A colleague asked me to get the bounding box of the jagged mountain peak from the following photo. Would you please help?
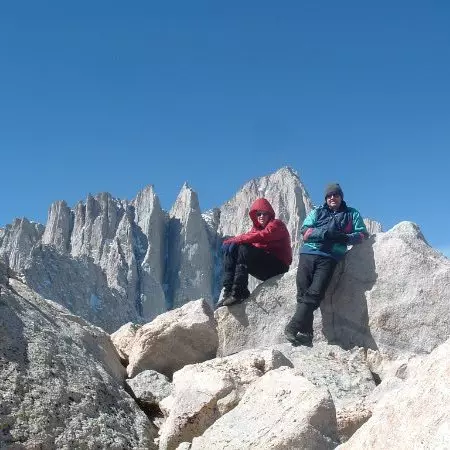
[170,183,201,219]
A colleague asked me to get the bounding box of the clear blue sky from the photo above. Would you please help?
[1,1,449,256]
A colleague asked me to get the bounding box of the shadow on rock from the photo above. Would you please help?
[321,236,378,350]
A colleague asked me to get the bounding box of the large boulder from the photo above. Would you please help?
[338,338,450,449]
[111,321,143,362]
[127,299,218,378]
[126,370,173,412]
[159,348,292,450]
[216,222,450,363]
[189,367,339,449]
[0,264,156,449]
[273,342,376,442]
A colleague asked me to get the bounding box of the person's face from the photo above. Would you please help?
[256,211,270,227]
[326,192,342,211]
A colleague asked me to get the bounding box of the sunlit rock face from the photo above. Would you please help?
[0,263,156,449]
[166,184,214,308]
[0,218,44,271]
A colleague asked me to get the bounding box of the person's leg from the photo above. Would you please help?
[245,246,289,281]
[229,244,252,300]
[285,254,315,339]
[232,244,288,297]
[286,255,337,344]
[221,244,239,296]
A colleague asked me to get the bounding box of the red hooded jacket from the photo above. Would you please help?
[223,198,292,267]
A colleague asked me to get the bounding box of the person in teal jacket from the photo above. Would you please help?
[285,183,368,346]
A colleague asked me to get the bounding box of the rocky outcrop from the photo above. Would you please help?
[111,321,143,362]
[363,218,382,234]
[2,253,448,448]
[0,218,44,271]
[127,299,218,378]
[159,349,292,450]
[42,200,73,252]
[216,222,450,365]
[322,221,450,358]
[133,185,167,318]
[22,245,138,333]
[126,370,173,413]
[338,338,450,449]
[0,261,156,449]
[166,184,214,308]
[189,367,339,449]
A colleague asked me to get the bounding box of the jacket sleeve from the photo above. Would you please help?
[347,210,369,245]
[224,220,288,245]
[301,210,327,243]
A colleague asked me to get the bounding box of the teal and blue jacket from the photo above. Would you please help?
[300,201,368,261]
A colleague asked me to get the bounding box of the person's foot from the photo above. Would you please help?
[215,290,232,309]
[284,326,313,346]
[294,332,313,346]
[232,286,250,300]
[222,286,250,306]
[284,326,299,344]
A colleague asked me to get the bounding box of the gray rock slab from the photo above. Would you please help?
[159,348,292,450]
[126,369,172,408]
[127,299,218,378]
[190,367,339,449]
[0,274,156,449]
[338,338,450,449]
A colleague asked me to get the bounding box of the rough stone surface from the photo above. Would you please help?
[158,348,292,450]
[338,338,450,449]
[127,299,218,378]
[273,343,375,408]
[363,218,382,234]
[126,370,173,409]
[322,222,450,357]
[190,367,339,449]
[42,200,73,252]
[166,184,214,308]
[0,263,156,449]
[0,218,44,271]
[0,189,167,331]
[217,222,450,363]
[111,321,143,361]
[23,245,139,333]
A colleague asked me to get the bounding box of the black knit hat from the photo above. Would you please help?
[324,183,344,200]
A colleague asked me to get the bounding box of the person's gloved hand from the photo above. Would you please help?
[327,231,349,244]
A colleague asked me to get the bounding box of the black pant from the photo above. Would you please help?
[287,253,337,334]
[222,244,288,293]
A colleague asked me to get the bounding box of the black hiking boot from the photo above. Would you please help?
[215,288,233,309]
[222,286,250,306]
[294,332,313,347]
[284,326,313,347]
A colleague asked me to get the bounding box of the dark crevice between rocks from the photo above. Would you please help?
[370,370,381,386]
[123,381,164,422]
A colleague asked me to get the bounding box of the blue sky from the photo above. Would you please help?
[1,1,449,256]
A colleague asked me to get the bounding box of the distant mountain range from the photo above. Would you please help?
[0,167,381,332]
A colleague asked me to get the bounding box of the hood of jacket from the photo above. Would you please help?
[249,198,276,227]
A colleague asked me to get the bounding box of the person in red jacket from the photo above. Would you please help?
[217,198,292,307]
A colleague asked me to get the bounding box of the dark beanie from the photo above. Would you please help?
[324,183,344,200]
